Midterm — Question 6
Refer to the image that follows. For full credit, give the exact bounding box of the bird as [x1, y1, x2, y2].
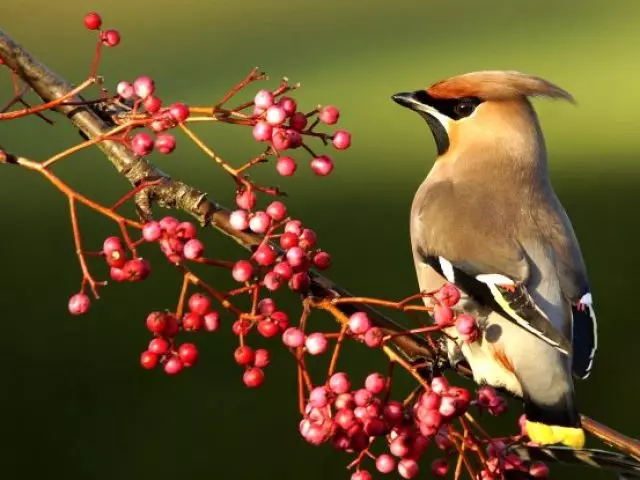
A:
[391, 70, 598, 449]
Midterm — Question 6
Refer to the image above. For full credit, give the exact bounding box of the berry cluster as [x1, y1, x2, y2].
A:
[83, 12, 120, 47]
[141, 216, 204, 263]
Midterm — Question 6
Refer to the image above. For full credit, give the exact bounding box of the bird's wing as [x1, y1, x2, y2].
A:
[544, 197, 597, 379]
[416, 246, 572, 355]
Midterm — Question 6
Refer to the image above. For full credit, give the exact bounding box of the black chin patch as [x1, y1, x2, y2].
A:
[419, 112, 450, 156]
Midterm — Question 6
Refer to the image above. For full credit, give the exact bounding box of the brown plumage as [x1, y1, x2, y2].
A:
[427, 70, 575, 102]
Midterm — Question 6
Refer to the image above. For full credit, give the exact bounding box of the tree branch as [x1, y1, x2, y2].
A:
[1, 27, 638, 474]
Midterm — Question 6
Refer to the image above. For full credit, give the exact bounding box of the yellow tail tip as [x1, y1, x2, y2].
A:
[525, 420, 585, 448]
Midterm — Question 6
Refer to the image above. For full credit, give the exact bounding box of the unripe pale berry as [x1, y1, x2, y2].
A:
[131, 132, 154, 157]
[155, 133, 176, 154]
[266, 105, 287, 126]
[310, 155, 334, 176]
[348, 311, 372, 334]
[253, 121, 273, 142]
[254, 89, 274, 109]
[133, 76, 155, 99]
[305, 333, 328, 355]
[276, 156, 297, 176]
[142, 221, 162, 242]
[229, 210, 250, 231]
[203, 311, 220, 332]
[232, 260, 254, 283]
[319, 105, 340, 124]
[116, 81, 134, 100]
[68, 293, 90, 315]
[282, 327, 305, 348]
[183, 239, 204, 260]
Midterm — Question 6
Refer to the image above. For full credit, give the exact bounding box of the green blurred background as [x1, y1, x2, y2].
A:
[1, 1, 639, 478]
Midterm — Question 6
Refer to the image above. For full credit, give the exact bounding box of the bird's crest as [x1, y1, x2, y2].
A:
[427, 70, 575, 103]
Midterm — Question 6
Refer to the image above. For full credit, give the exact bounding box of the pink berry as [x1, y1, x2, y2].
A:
[232, 319, 251, 336]
[103, 236, 123, 255]
[282, 327, 305, 348]
[68, 293, 90, 315]
[155, 133, 176, 154]
[289, 112, 308, 131]
[285, 246, 305, 267]
[435, 283, 461, 307]
[243, 367, 264, 388]
[376, 454, 396, 474]
[276, 156, 297, 176]
[188, 293, 212, 315]
[164, 356, 184, 375]
[284, 219, 303, 235]
[178, 343, 198, 366]
[299, 229, 317, 249]
[398, 459, 419, 479]
[140, 351, 158, 369]
[203, 311, 220, 332]
[234, 346, 255, 366]
[229, 210, 250, 231]
[177, 222, 196, 240]
[310, 155, 334, 176]
[312, 251, 332, 269]
[278, 96, 297, 116]
[84, 12, 102, 30]
[328, 372, 351, 394]
[305, 333, 328, 355]
[144, 95, 162, 114]
[431, 376, 450, 395]
[455, 314, 477, 335]
[348, 311, 372, 335]
[253, 245, 276, 267]
[159, 216, 179, 232]
[123, 258, 151, 281]
[351, 472, 372, 480]
[266, 201, 287, 221]
[169, 102, 190, 123]
[433, 304, 454, 326]
[319, 105, 340, 124]
[183, 239, 204, 260]
[266, 105, 287, 126]
[365, 373, 385, 395]
[258, 298, 276, 315]
[289, 272, 310, 292]
[273, 261, 294, 281]
[263, 272, 282, 292]
[116, 81, 134, 100]
[236, 189, 257, 210]
[102, 29, 120, 47]
[133, 76, 155, 99]
[252, 121, 273, 142]
[142, 221, 162, 242]
[332, 130, 352, 150]
[232, 260, 253, 283]
[364, 327, 383, 348]
[254, 89, 274, 109]
[354, 389, 372, 407]
[271, 127, 292, 150]
[254, 348, 270, 368]
[131, 132, 154, 157]
[308, 386, 329, 408]
[249, 211, 271, 234]
[431, 459, 449, 477]
[148, 338, 169, 355]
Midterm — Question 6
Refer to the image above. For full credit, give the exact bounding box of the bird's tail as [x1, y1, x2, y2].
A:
[510, 444, 640, 478]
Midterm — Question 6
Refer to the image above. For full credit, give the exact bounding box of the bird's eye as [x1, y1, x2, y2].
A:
[453, 99, 478, 118]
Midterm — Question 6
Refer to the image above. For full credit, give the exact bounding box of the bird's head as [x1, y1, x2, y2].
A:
[392, 71, 574, 158]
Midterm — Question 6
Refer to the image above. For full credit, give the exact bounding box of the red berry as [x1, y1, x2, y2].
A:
[105, 248, 127, 268]
[164, 315, 180, 337]
[232, 319, 252, 336]
[146, 311, 167, 333]
[188, 293, 211, 315]
[123, 258, 151, 281]
[431, 459, 449, 477]
[305, 333, 328, 355]
[243, 367, 264, 388]
[431, 376, 450, 395]
[455, 314, 477, 335]
[319, 105, 340, 124]
[376, 454, 396, 474]
[254, 89, 274, 109]
[148, 338, 169, 355]
[273, 261, 294, 280]
[289, 112, 308, 131]
[263, 271, 283, 291]
[286, 246, 305, 267]
[155, 133, 176, 154]
[280, 232, 299, 249]
[310, 251, 330, 270]
[435, 283, 461, 307]
[144, 95, 162, 114]
[364, 327, 383, 348]
[84, 12, 102, 30]
[142, 221, 162, 242]
[234, 346, 255, 366]
[328, 372, 351, 394]
[182, 312, 203, 331]
[102, 29, 120, 47]
[289, 272, 310, 292]
[252, 121, 273, 142]
[433, 304, 454, 326]
[351, 471, 372, 480]
[398, 459, 419, 479]
[310, 155, 334, 176]
[133, 76, 155, 99]
[203, 311, 220, 332]
[68, 293, 90, 315]
[258, 298, 277, 315]
[257, 319, 280, 338]
[254, 348, 270, 368]
[271, 310, 290, 331]
[140, 351, 158, 369]
[278, 96, 297, 116]
[236, 189, 257, 210]
[271, 127, 292, 150]
[365, 373, 385, 395]
[232, 260, 254, 283]
[178, 343, 198, 366]
[169, 102, 190, 123]
[276, 156, 297, 176]
[164, 356, 184, 375]
[299, 229, 317, 249]
[254, 245, 276, 266]
[332, 130, 352, 150]
[284, 220, 302, 235]
[131, 132, 154, 157]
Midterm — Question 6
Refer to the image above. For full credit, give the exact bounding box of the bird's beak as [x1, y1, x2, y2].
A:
[392, 91, 422, 110]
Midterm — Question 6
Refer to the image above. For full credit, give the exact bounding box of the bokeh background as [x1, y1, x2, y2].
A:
[1, 1, 639, 479]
